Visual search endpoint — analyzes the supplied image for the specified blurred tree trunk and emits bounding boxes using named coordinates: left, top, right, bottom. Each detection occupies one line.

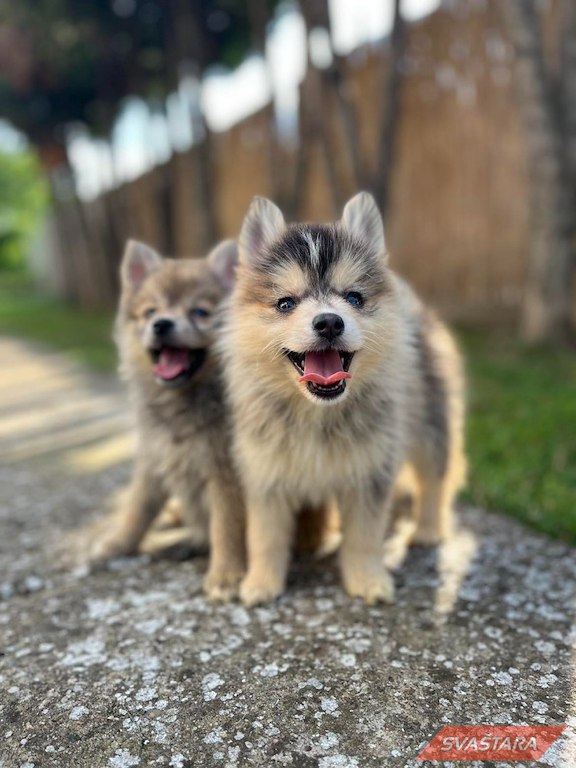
left=560, top=0, right=576, bottom=230
left=157, top=157, right=176, bottom=256
left=152, top=103, right=176, bottom=256
left=299, top=0, right=364, bottom=191
left=246, top=0, right=286, bottom=207
left=285, top=52, right=320, bottom=218
left=286, top=72, right=316, bottom=219
left=560, top=0, right=576, bottom=334
left=46, top=173, right=77, bottom=303
left=300, top=0, right=363, bottom=214
left=100, top=140, right=129, bottom=292
left=503, top=0, right=575, bottom=343
left=289, top=0, right=363, bottom=217
left=166, top=0, right=218, bottom=252
left=295, top=0, right=407, bottom=217
left=191, top=90, right=218, bottom=251
left=48, top=165, right=105, bottom=307
left=37, top=139, right=111, bottom=305
left=41, top=132, right=119, bottom=307
left=376, top=0, right=406, bottom=217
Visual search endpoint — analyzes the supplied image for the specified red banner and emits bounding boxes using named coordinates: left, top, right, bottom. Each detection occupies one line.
left=417, top=725, right=566, bottom=761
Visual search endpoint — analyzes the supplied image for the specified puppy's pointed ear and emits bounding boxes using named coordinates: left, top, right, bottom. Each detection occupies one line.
left=239, top=196, right=285, bottom=265
left=207, top=239, right=238, bottom=292
left=121, top=240, right=162, bottom=293
left=341, top=192, right=387, bottom=261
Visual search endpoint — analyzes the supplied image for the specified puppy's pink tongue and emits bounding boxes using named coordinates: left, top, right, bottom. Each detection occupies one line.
left=154, top=348, right=190, bottom=380
left=298, top=349, right=351, bottom=385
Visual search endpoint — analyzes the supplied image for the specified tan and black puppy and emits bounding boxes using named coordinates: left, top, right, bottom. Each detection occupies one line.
left=219, top=192, right=466, bottom=606
left=90, top=240, right=246, bottom=599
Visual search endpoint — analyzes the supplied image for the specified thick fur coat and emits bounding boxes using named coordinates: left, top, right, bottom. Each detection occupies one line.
left=90, top=240, right=246, bottom=598
left=218, top=192, right=466, bottom=605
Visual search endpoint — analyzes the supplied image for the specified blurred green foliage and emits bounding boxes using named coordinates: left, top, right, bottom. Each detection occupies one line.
left=0, top=151, right=47, bottom=271
left=0, top=273, right=115, bottom=369
left=0, top=0, right=282, bottom=144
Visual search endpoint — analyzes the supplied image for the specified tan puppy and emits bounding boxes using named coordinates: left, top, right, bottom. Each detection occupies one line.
left=218, top=192, right=466, bottom=606
left=90, top=240, right=246, bottom=599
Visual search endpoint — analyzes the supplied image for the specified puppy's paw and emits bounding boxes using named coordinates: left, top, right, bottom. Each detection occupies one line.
left=204, top=567, right=243, bottom=603
left=141, top=527, right=208, bottom=559
left=382, top=537, right=410, bottom=572
left=314, top=529, right=342, bottom=559
left=239, top=574, right=284, bottom=607
left=382, top=518, right=417, bottom=571
left=342, top=563, right=395, bottom=605
left=87, top=534, right=135, bottom=567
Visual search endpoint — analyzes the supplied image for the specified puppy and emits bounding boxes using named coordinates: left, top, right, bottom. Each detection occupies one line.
left=218, top=192, right=466, bottom=606
left=89, top=240, right=246, bottom=598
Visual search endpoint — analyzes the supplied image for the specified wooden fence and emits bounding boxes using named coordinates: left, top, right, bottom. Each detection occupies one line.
left=46, top=3, right=533, bottom=328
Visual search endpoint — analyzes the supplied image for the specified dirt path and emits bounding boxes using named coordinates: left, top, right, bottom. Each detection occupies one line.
left=0, top=337, right=575, bottom=767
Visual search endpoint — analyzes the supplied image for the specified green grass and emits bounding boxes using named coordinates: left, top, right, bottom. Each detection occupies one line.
left=0, top=274, right=574, bottom=542
left=463, top=331, right=576, bottom=542
left=0, top=272, right=116, bottom=371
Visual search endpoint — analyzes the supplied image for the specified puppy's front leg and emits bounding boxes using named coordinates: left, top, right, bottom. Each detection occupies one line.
left=337, top=477, right=395, bottom=605
left=90, top=466, right=167, bottom=563
left=204, top=471, right=246, bottom=602
left=240, top=493, right=294, bottom=606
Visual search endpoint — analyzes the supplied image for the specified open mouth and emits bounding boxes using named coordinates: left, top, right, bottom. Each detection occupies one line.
left=150, top=346, right=207, bottom=384
left=286, top=349, right=354, bottom=400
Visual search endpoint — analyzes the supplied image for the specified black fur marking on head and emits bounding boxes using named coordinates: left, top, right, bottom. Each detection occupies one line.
left=274, top=225, right=337, bottom=285
left=263, top=224, right=388, bottom=297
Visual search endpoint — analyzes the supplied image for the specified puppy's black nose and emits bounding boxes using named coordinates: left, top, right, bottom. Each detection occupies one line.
left=153, top=318, right=174, bottom=336
left=313, top=313, right=344, bottom=341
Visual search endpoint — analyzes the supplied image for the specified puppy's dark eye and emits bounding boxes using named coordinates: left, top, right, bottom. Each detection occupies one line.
left=144, top=307, right=157, bottom=318
left=190, top=308, right=210, bottom=319
left=345, top=292, right=363, bottom=308
left=277, top=297, right=296, bottom=312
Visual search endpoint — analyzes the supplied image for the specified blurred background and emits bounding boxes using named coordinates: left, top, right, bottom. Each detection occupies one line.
left=0, top=0, right=574, bottom=541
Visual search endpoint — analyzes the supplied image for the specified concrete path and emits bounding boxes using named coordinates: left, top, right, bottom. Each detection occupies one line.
left=1, top=337, right=575, bottom=768
left=0, top=338, right=132, bottom=468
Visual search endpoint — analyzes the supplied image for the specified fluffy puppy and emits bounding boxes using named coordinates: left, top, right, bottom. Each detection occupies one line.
left=89, top=240, right=245, bottom=598
left=218, top=192, right=466, bottom=605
